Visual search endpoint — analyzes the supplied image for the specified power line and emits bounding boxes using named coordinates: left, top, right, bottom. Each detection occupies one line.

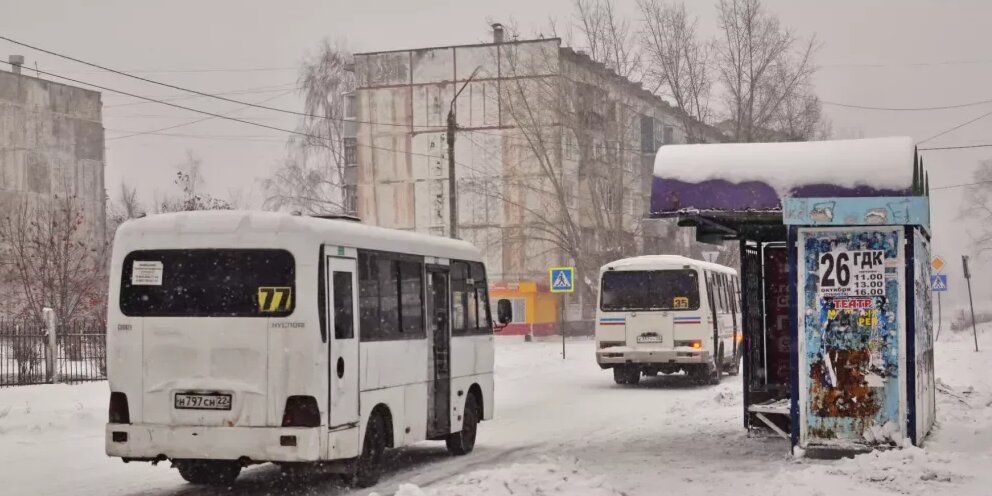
left=821, top=58, right=992, bottom=69
left=918, top=107, right=992, bottom=144
left=104, top=83, right=298, bottom=108
left=930, top=179, right=992, bottom=191
left=920, top=143, right=992, bottom=151
left=0, top=60, right=494, bottom=175
left=107, top=90, right=295, bottom=141
left=53, top=66, right=298, bottom=75
left=823, top=98, right=992, bottom=112
left=0, top=35, right=430, bottom=129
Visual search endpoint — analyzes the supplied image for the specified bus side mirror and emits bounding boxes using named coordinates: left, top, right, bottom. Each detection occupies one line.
left=496, top=299, right=513, bottom=325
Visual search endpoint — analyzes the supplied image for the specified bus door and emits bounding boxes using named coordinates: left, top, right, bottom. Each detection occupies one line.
left=426, top=264, right=451, bottom=437
left=704, top=271, right=720, bottom=355
left=325, top=255, right=359, bottom=430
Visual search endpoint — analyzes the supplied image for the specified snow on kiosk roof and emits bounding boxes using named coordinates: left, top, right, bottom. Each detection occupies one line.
left=650, top=137, right=917, bottom=217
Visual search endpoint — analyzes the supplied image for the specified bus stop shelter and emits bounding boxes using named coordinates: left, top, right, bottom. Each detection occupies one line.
left=650, top=137, right=936, bottom=457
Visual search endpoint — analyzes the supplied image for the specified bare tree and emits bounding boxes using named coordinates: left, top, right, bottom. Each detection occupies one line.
left=107, top=182, right=144, bottom=233
left=0, top=193, right=107, bottom=325
left=638, top=0, right=713, bottom=143
left=471, top=41, right=646, bottom=318
left=714, top=0, right=823, bottom=142
left=571, top=0, right=643, bottom=81
left=963, top=160, right=992, bottom=257
left=159, top=151, right=233, bottom=212
left=263, top=40, right=357, bottom=215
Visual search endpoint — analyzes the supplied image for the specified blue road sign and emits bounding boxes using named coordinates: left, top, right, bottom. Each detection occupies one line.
left=549, top=267, right=575, bottom=294
left=931, top=274, right=948, bottom=292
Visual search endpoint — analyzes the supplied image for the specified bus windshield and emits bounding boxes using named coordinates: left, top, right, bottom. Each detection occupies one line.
left=600, top=269, right=700, bottom=312
left=119, top=249, right=295, bottom=318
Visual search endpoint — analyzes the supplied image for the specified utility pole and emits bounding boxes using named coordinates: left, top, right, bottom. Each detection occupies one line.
left=963, top=255, right=979, bottom=351
left=447, top=66, right=482, bottom=239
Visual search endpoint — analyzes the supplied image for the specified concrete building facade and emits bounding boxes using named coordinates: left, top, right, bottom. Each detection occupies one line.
left=0, top=62, right=106, bottom=243
left=350, top=29, right=716, bottom=330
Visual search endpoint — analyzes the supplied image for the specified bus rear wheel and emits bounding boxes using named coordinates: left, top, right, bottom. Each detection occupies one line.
left=613, top=365, right=640, bottom=385
left=347, top=411, right=388, bottom=488
left=175, top=459, right=241, bottom=486
left=446, top=394, right=480, bottom=455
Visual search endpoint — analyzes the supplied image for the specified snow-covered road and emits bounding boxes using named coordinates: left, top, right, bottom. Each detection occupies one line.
left=2, top=332, right=991, bottom=496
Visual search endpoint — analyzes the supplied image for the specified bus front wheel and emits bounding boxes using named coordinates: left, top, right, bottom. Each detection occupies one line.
left=446, top=394, right=480, bottom=455
left=175, top=459, right=241, bottom=486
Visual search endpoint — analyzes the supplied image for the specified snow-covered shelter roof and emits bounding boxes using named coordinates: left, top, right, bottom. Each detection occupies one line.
left=650, top=137, right=917, bottom=216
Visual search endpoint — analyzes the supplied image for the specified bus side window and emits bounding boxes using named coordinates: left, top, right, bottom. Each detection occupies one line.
left=332, top=271, right=355, bottom=339
left=450, top=261, right=468, bottom=335
left=470, top=262, right=491, bottom=333
left=358, top=252, right=380, bottom=340
left=398, top=260, right=425, bottom=337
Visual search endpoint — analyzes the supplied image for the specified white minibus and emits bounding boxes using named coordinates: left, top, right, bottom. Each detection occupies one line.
left=105, top=211, right=510, bottom=487
left=595, top=255, right=741, bottom=385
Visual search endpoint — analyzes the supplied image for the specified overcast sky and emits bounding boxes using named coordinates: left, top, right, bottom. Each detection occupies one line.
left=2, top=0, right=990, bottom=305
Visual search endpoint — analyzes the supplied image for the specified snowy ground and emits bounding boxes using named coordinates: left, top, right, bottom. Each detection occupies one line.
left=1, top=328, right=991, bottom=496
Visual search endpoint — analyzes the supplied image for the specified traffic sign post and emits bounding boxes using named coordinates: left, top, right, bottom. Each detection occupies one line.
left=932, top=257, right=946, bottom=341
left=549, top=267, right=575, bottom=359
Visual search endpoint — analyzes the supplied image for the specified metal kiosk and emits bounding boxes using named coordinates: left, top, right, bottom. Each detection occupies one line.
left=650, top=137, right=936, bottom=457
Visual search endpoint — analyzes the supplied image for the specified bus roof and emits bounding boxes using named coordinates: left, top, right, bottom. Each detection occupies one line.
left=116, top=211, right=484, bottom=261
left=600, top=255, right=738, bottom=276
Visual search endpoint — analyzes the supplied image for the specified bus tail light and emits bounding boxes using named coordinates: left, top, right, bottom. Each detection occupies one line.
left=109, top=392, right=131, bottom=424
left=281, top=396, right=320, bottom=427
left=675, top=340, right=703, bottom=349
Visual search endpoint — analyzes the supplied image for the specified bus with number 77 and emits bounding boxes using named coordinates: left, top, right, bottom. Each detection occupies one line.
left=104, top=211, right=512, bottom=487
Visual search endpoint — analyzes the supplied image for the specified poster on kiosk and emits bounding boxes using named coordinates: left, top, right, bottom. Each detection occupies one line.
left=787, top=196, right=935, bottom=453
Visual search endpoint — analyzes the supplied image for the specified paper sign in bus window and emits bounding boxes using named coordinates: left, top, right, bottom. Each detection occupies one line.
left=673, top=296, right=689, bottom=309
left=258, top=287, right=292, bottom=313
left=131, top=261, right=163, bottom=286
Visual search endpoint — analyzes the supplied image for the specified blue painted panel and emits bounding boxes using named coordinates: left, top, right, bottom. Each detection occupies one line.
left=783, top=197, right=930, bottom=229
left=799, top=227, right=903, bottom=447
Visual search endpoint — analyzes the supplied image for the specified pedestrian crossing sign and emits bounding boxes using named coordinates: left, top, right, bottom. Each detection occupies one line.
left=930, top=274, right=948, bottom=292
left=549, top=267, right=575, bottom=294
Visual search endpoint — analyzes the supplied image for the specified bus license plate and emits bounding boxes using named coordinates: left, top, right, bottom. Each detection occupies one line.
left=174, top=393, right=232, bottom=410
left=637, top=335, right=662, bottom=343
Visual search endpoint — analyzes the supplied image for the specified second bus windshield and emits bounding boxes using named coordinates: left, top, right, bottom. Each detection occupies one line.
left=600, top=270, right=700, bottom=312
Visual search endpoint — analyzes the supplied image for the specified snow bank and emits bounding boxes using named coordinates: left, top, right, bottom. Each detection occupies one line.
left=0, top=382, right=106, bottom=435
left=653, top=137, right=915, bottom=196
left=369, top=458, right=624, bottom=496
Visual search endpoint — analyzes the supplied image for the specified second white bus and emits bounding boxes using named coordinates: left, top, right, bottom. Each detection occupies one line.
left=105, top=211, right=511, bottom=487
left=595, top=255, right=742, bottom=385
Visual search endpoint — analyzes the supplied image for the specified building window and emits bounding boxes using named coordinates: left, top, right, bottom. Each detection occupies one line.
left=343, top=186, right=358, bottom=214
left=344, top=93, right=357, bottom=120
left=640, top=115, right=655, bottom=153
left=344, top=138, right=357, bottom=166
left=663, top=125, right=675, bottom=145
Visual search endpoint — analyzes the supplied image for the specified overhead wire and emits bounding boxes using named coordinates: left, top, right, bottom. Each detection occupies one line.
left=917, top=107, right=992, bottom=144
left=106, top=89, right=295, bottom=141
left=823, top=98, right=992, bottom=112
left=0, top=34, right=434, bottom=129
left=0, top=59, right=469, bottom=166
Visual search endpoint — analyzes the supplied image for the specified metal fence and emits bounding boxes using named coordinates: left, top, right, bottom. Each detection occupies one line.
left=0, top=317, right=106, bottom=387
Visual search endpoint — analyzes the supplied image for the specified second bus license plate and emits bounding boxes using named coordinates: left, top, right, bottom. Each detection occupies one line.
left=637, top=335, right=662, bottom=343
left=174, top=393, right=232, bottom=410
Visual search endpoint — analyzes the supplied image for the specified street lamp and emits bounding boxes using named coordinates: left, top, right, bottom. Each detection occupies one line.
left=447, top=65, right=482, bottom=239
